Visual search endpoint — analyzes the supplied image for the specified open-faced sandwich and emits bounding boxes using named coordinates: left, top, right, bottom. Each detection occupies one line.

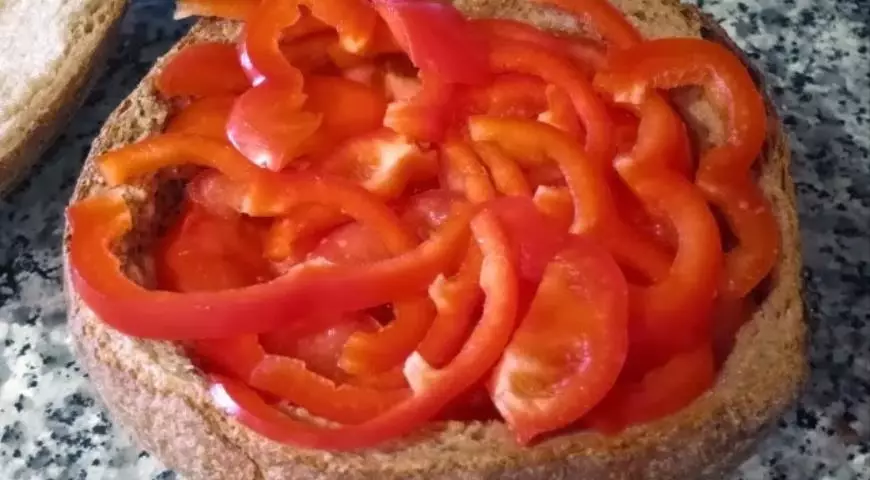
left=63, top=0, right=807, bottom=478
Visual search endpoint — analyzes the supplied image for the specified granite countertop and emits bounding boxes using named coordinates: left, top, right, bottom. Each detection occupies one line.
left=1, top=0, right=868, bottom=478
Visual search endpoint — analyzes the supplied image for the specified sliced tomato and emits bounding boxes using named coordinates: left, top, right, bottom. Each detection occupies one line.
left=489, top=234, right=628, bottom=444
left=156, top=43, right=250, bottom=98
left=399, top=189, right=466, bottom=240
left=372, top=0, right=490, bottom=85
left=226, top=83, right=322, bottom=171
left=166, top=95, right=236, bottom=142
left=309, top=222, right=390, bottom=265
left=155, top=201, right=273, bottom=293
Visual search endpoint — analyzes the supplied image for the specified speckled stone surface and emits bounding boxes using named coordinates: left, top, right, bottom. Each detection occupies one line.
left=0, top=0, right=867, bottom=478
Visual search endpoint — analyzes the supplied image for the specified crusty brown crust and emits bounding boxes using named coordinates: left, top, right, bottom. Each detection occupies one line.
left=0, top=0, right=127, bottom=197
left=63, top=3, right=807, bottom=479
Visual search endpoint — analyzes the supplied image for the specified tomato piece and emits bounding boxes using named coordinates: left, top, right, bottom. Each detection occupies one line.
left=531, top=0, right=642, bottom=49
left=584, top=343, right=715, bottom=434
left=319, top=130, right=436, bottom=198
left=226, top=83, right=322, bottom=171
left=472, top=142, right=532, bottom=197
left=596, top=38, right=777, bottom=298
left=309, top=222, right=390, bottom=266
left=264, top=206, right=347, bottom=264
left=175, top=0, right=258, bottom=20
left=489, top=234, right=628, bottom=444
left=165, top=95, right=235, bottom=142
left=240, top=0, right=304, bottom=88
left=372, top=0, right=490, bottom=85
left=209, top=209, right=518, bottom=450
left=155, top=202, right=273, bottom=293
left=439, top=139, right=496, bottom=204
left=711, top=296, right=754, bottom=366
left=157, top=43, right=250, bottom=98
left=186, top=170, right=252, bottom=219
left=468, top=116, right=672, bottom=283
left=399, top=189, right=465, bottom=240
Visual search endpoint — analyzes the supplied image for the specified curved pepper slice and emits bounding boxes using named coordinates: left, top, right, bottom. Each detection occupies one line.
left=165, top=95, right=236, bottom=142
left=539, top=85, right=584, bottom=137
left=399, top=189, right=467, bottom=241
left=487, top=41, right=614, bottom=165
left=210, top=209, right=518, bottom=450
left=226, top=82, right=322, bottom=171
left=372, top=0, right=490, bottom=85
left=384, top=73, right=455, bottom=143
left=156, top=43, right=250, bottom=98
left=473, top=142, right=533, bottom=197
left=303, top=0, right=379, bottom=54
left=416, top=243, right=483, bottom=367
left=249, top=355, right=410, bottom=424
left=240, top=0, right=305, bottom=88
left=456, top=74, right=547, bottom=120
left=468, top=116, right=672, bottom=282
left=532, top=185, right=574, bottom=232
left=440, top=139, right=497, bottom=204
left=531, top=0, right=641, bottom=49
left=597, top=38, right=778, bottom=299
left=473, top=18, right=606, bottom=71
left=489, top=234, right=629, bottom=444
left=175, top=0, right=258, bottom=20
left=584, top=343, right=715, bottom=434
left=188, top=335, right=265, bottom=382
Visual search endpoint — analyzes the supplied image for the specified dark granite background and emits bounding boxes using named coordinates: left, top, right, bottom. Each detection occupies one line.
left=0, top=0, right=868, bottom=478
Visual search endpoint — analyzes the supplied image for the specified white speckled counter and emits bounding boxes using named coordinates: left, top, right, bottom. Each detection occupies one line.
left=0, top=0, right=868, bottom=478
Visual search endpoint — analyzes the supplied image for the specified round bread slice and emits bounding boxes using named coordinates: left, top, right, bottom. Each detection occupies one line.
left=0, top=0, right=127, bottom=196
left=63, top=1, right=807, bottom=479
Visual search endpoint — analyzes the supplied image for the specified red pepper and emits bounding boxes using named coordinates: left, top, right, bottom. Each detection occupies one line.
left=372, top=0, right=491, bottom=85
left=531, top=0, right=642, bottom=49
left=165, top=95, right=236, bottom=142
left=439, top=139, right=496, bottom=204
left=538, top=85, right=584, bottom=137
left=399, top=189, right=467, bottom=241
left=210, top=209, right=518, bottom=450
left=239, top=0, right=304, bottom=88
left=532, top=185, right=574, bottom=232
left=489, top=233, right=629, bottom=444
left=175, top=0, right=258, bottom=20
left=487, top=41, right=614, bottom=165
left=303, top=0, right=379, bottom=54
left=597, top=38, right=778, bottom=299
left=468, top=116, right=672, bottom=282
left=473, top=18, right=606, bottom=71
left=226, top=82, right=322, bottom=171
left=584, top=343, right=715, bottom=434
left=156, top=43, right=250, bottom=98
left=188, top=335, right=265, bottom=382
left=384, top=73, right=455, bottom=143
left=472, top=142, right=533, bottom=198
left=456, top=74, right=547, bottom=120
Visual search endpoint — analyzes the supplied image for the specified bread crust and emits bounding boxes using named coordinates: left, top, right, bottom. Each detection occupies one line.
left=62, top=3, right=807, bottom=479
left=0, top=0, right=127, bottom=196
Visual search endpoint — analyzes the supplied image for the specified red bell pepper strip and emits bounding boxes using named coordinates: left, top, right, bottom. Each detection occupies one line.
left=584, top=343, right=715, bottom=434
left=456, top=74, right=547, bottom=120
left=468, top=116, right=671, bottom=282
left=239, top=0, right=306, bottom=88
left=187, top=335, right=265, bottom=382
left=302, top=0, right=379, bottom=54
left=531, top=0, right=642, bottom=49
left=210, top=209, right=518, bottom=450
left=249, top=355, right=410, bottom=424
left=282, top=12, right=332, bottom=42
left=532, top=185, right=574, bottom=232
left=226, top=82, right=322, bottom=171
left=597, top=38, right=778, bottom=299
left=439, top=139, right=497, bottom=204
left=487, top=41, right=614, bottom=166
left=539, top=84, right=584, bottom=138
left=165, top=95, right=236, bottom=142
left=372, top=0, right=491, bottom=85
left=473, top=18, right=606, bottom=72
left=489, top=234, right=629, bottom=444
left=174, top=0, right=258, bottom=20
left=399, top=189, right=467, bottom=241
left=416, top=243, right=482, bottom=367
left=384, top=73, right=455, bottom=143
left=278, top=32, right=340, bottom=73
left=156, top=43, right=250, bottom=98
left=473, top=142, right=533, bottom=197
